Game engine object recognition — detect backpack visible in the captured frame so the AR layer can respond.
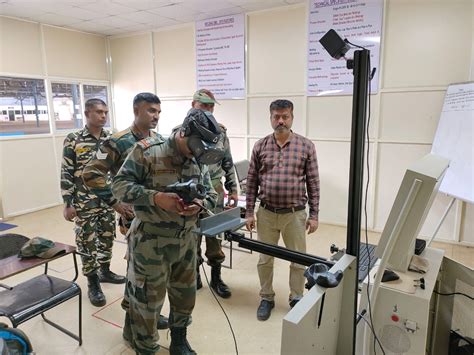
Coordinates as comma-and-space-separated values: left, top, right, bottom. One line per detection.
0, 323, 33, 355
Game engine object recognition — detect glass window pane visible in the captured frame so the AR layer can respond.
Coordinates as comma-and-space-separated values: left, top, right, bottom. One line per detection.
51, 82, 82, 130
83, 84, 110, 127
0, 76, 50, 136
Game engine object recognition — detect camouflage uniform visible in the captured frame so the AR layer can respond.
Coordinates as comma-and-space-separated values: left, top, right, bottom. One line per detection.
198, 124, 238, 266
60, 126, 115, 276
82, 125, 160, 218
112, 134, 217, 354
82, 125, 161, 319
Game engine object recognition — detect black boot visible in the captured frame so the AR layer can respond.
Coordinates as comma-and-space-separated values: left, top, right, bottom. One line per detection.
87, 273, 106, 307
169, 327, 196, 355
98, 263, 126, 284
196, 269, 202, 290
157, 314, 169, 330
210, 264, 231, 298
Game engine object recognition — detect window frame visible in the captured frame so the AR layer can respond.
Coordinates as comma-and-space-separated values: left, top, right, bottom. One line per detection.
0, 73, 113, 141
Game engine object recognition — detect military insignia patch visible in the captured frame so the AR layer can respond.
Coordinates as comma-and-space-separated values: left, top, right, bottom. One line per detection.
76, 147, 91, 154
96, 151, 108, 159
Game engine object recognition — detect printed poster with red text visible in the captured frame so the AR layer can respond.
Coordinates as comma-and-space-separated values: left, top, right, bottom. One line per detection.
196, 14, 245, 99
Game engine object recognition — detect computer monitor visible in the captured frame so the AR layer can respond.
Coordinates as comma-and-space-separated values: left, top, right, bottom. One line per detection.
375, 153, 450, 272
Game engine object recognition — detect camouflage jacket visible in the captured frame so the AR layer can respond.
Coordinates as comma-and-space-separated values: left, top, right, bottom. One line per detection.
83, 125, 161, 207
112, 133, 217, 234
60, 126, 111, 209
171, 123, 238, 194
209, 123, 238, 194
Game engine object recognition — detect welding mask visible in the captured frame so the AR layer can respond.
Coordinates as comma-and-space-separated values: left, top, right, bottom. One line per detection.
183, 109, 224, 165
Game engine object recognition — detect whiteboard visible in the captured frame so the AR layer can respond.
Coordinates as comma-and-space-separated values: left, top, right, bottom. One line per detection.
431, 82, 474, 203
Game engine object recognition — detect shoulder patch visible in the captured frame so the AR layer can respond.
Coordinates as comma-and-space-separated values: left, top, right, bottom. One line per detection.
137, 136, 164, 150
112, 128, 130, 140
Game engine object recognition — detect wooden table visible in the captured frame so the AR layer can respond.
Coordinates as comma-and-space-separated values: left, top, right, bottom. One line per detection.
0, 242, 77, 281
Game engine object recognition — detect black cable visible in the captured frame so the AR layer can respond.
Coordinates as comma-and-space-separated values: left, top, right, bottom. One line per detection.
200, 263, 239, 355
451, 330, 474, 346
362, 53, 385, 355
345, 38, 367, 50
434, 290, 474, 301
358, 313, 386, 353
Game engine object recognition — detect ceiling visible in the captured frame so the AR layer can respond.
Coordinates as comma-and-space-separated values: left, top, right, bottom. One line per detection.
0, 0, 305, 36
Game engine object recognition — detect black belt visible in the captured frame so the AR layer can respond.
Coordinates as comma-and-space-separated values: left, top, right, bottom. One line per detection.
260, 202, 305, 214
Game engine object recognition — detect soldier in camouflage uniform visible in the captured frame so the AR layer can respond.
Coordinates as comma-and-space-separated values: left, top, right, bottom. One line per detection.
83, 92, 168, 329
112, 108, 221, 355
60, 98, 125, 307
191, 89, 239, 299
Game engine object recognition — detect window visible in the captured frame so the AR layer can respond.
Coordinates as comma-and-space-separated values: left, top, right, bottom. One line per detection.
0, 76, 50, 136
51, 82, 82, 130
83, 84, 110, 127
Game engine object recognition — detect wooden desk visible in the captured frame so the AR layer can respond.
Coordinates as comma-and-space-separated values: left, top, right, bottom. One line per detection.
0, 242, 77, 281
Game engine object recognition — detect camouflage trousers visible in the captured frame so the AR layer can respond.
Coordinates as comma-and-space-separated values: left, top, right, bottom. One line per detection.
124, 221, 197, 354
74, 206, 116, 276
197, 188, 225, 267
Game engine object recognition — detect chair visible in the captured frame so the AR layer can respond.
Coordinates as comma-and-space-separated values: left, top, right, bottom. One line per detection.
233, 159, 250, 194
0, 234, 82, 345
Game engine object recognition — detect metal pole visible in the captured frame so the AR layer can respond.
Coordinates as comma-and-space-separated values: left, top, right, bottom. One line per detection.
345, 49, 370, 354
225, 231, 334, 268
427, 196, 456, 247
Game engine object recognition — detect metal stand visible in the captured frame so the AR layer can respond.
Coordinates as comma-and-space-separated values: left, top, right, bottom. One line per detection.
224, 231, 334, 268
345, 49, 371, 354
221, 230, 253, 270
427, 196, 456, 247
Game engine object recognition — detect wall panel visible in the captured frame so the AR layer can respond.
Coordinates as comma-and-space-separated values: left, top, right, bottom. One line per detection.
379, 91, 446, 143
382, 0, 472, 88
43, 26, 107, 80
214, 99, 247, 136
154, 26, 195, 97
109, 34, 154, 130
0, 17, 43, 75
158, 99, 191, 136
315, 141, 351, 225
228, 137, 247, 163
2, 138, 61, 216
247, 5, 306, 94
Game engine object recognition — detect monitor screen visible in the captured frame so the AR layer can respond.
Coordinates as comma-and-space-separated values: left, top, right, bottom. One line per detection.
375, 153, 450, 272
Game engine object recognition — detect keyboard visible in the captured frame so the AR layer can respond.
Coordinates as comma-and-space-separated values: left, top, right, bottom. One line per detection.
358, 242, 377, 283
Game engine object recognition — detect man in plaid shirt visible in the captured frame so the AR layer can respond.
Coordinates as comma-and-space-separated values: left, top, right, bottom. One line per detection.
245, 99, 320, 321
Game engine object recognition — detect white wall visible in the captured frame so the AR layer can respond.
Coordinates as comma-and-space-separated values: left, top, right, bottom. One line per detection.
109, 33, 154, 130
2, 0, 473, 245
108, 0, 473, 244
0, 17, 109, 217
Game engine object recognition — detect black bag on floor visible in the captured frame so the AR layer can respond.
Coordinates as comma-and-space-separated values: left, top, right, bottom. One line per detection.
0, 323, 33, 355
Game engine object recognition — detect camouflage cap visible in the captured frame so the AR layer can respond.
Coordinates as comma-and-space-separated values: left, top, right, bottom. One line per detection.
18, 237, 66, 259
193, 89, 219, 105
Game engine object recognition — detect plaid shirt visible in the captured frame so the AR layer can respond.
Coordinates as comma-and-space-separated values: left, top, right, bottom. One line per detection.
245, 132, 320, 220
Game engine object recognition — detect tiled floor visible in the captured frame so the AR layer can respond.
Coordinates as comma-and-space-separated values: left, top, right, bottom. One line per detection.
1, 206, 473, 354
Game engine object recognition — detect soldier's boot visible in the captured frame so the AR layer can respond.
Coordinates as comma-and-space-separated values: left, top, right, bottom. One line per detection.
87, 273, 106, 307
98, 263, 126, 284
169, 327, 196, 355
210, 264, 231, 298
157, 314, 169, 330
196, 268, 203, 290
